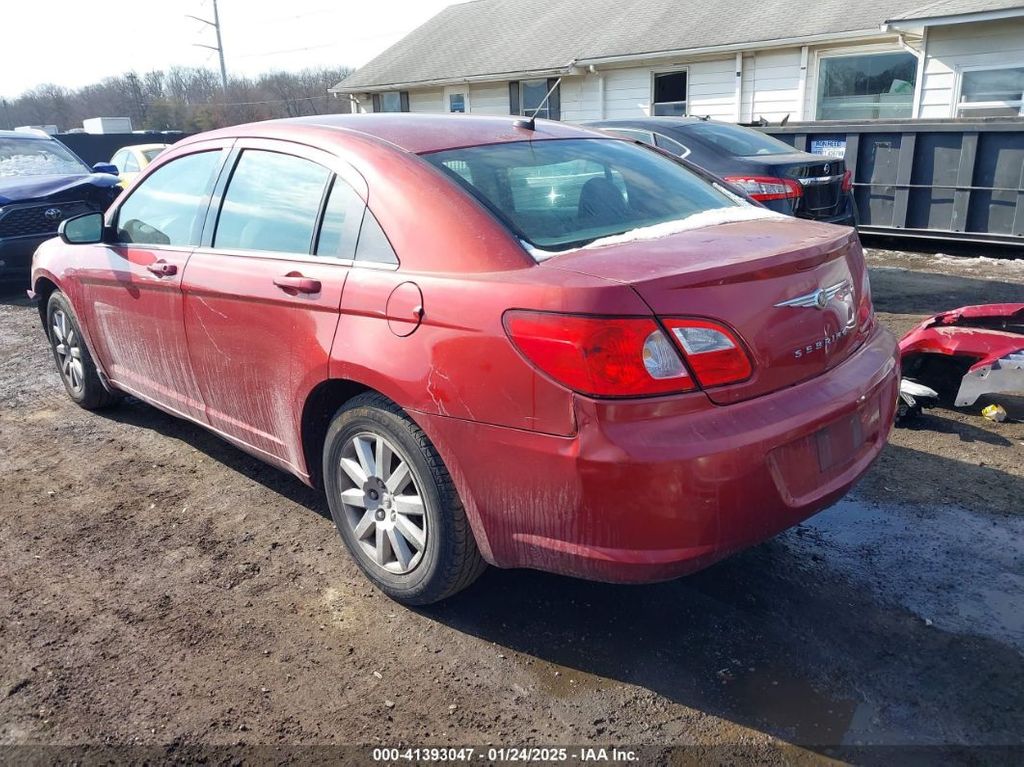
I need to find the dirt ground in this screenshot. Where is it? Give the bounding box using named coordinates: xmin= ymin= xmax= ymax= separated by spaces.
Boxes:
xmin=0 ymin=243 xmax=1022 ymax=762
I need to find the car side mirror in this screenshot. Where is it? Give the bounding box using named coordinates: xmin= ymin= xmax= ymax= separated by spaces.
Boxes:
xmin=59 ymin=212 xmax=106 ymax=245
xmin=92 ymin=162 xmax=119 ymax=175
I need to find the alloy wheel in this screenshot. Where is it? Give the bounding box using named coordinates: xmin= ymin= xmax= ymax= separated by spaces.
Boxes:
xmin=52 ymin=310 xmax=85 ymax=395
xmin=336 ymin=432 xmax=427 ymax=574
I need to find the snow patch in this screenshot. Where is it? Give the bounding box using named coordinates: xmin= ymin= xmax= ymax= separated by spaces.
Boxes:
xmin=529 ymin=206 xmax=790 ymax=261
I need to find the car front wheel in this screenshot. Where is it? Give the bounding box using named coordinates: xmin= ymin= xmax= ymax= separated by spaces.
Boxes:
xmin=46 ymin=291 xmax=121 ymax=410
xmin=323 ymin=393 xmax=486 ymax=605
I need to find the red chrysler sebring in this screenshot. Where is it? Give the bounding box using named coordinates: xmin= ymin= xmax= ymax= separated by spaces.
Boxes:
xmin=30 ymin=115 xmax=898 ymax=604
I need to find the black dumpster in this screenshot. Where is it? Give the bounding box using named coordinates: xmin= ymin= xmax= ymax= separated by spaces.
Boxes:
xmin=761 ymin=119 xmax=1024 ymax=248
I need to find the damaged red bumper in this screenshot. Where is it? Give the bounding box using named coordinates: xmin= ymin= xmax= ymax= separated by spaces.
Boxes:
xmin=899 ymin=303 xmax=1024 ymax=406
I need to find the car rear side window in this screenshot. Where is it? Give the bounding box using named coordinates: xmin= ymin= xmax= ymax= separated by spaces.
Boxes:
xmin=116 ymin=150 xmax=223 ymax=247
xmin=215 ymin=150 xmax=331 ymax=255
xmin=687 ymin=123 xmax=796 ymax=156
xmin=424 ymin=138 xmax=737 ymax=252
xmin=314 ymin=177 xmax=365 ymax=259
xmin=354 ymin=209 xmax=399 ymax=266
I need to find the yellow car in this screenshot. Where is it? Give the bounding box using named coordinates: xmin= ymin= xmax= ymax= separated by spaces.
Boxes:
xmin=109 ymin=143 xmax=169 ymax=187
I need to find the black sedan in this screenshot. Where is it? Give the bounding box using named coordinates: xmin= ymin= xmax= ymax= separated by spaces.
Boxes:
xmin=583 ymin=117 xmax=855 ymax=225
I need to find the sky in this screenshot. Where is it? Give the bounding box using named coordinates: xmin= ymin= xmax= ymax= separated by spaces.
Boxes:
xmin=0 ymin=0 xmax=458 ymax=99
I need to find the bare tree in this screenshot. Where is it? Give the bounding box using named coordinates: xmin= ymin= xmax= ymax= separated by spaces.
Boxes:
xmin=0 ymin=65 xmax=353 ymax=132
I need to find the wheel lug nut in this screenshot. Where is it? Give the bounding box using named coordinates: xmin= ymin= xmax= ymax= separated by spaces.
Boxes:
xmin=375 ymin=509 xmax=385 ymax=521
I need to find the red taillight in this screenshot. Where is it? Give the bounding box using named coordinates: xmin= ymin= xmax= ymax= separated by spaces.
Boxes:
xmin=723 ymin=175 xmax=802 ymax=202
xmin=503 ymin=311 xmax=694 ymax=397
xmin=841 ymin=169 xmax=853 ymax=192
xmin=504 ymin=311 xmax=755 ymax=397
xmin=662 ymin=319 xmax=753 ymax=387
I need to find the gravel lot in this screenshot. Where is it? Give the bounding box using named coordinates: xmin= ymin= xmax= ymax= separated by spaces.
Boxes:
xmin=0 ymin=244 xmax=1021 ymax=761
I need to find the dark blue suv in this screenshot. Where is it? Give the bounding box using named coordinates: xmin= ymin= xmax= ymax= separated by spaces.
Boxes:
xmin=0 ymin=130 xmax=121 ymax=284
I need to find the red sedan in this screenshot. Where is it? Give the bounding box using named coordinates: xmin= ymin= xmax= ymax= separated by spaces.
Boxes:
xmin=30 ymin=115 xmax=898 ymax=604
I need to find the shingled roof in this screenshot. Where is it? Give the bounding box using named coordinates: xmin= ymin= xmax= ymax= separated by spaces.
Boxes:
xmin=333 ymin=0 xmax=1023 ymax=92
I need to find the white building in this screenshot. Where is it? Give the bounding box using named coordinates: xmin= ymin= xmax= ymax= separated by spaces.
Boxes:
xmin=331 ymin=0 xmax=1024 ymax=123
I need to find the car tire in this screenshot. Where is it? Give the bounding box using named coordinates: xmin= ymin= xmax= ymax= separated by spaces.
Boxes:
xmin=323 ymin=392 xmax=486 ymax=605
xmin=46 ymin=291 xmax=121 ymax=410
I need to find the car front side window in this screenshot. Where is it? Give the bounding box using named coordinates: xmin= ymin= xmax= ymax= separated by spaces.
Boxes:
xmin=115 ymin=150 xmax=224 ymax=247
xmin=214 ymin=150 xmax=331 ymax=255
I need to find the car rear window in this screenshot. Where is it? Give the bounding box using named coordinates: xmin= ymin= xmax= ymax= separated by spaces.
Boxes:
xmin=0 ymin=137 xmax=89 ymax=177
xmin=686 ymin=123 xmax=797 ymax=157
xmin=424 ymin=138 xmax=737 ymax=252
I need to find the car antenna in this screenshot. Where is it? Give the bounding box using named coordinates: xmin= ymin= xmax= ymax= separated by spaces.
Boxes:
xmin=514 ymin=77 xmax=562 ymax=131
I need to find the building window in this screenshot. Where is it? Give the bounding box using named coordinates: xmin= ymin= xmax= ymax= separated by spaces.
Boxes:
xmin=449 ymin=93 xmax=466 ymax=113
xmin=652 ymin=71 xmax=687 ymax=116
xmin=372 ymin=91 xmax=409 ymax=112
xmin=956 ymin=66 xmax=1024 ymax=117
xmin=509 ymin=79 xmax=561 ymax=120
xmin=816 ymin=51 xmax=918 ymax=120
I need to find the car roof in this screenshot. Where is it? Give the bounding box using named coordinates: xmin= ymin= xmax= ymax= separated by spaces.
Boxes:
xmin=0 ymin=129 xmax=54 ymax=141
xmin=584 ymin=117 xmax=713 ymax=127
xmin=182 ymin=114 xmax=610 ymax=155
xmin=122 ymin=143 xmax=170 ymax=152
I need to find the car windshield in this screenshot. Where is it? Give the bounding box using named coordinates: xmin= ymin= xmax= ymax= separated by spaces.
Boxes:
xmin=686 ymin=122 xmax=797 ymax=156
xmin=424 ymin=138 xmax=738 ymax=252
xmin=0 ymin=137 xmax=90 ymax=177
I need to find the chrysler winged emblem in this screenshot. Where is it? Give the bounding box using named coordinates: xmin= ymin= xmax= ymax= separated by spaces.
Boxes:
xmin=774 ymin=280 xmax=850 ymax=310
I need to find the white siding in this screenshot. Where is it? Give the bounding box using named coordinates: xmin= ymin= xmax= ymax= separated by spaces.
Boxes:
xmin=381 ymin=19 xmax=1024 ymax=125
xmin=468 ymin=82 xmax=509 ymax=115
xmin=749 ymin=48 xmax=802 ymax=122
xmin=602 ymin=67 xmax=652 ymax=118
xmin=686 ymin=58 xmax=737 ymax=120
xmin=409 ymin=88 xmax=444 ymax=113
xmin=560 ymin=74 xmax=604 ymax=122
xmin=919 ymin=18 xmax=1024 ymax=118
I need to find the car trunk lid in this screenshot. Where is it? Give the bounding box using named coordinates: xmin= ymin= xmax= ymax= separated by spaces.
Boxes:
xmin=743 ymin=153 xmax=847 ymax=220
xmin=541 ymin=217 xmax=870 ymax=404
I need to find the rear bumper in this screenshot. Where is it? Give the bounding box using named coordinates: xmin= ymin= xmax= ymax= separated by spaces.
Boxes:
xmin=417 ymin=323 xmax=899 ymax=582
xmin=799 ymin=194 xmax=855 ymax=226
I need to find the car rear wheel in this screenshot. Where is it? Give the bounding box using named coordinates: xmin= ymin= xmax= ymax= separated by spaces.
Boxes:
xmin=323 ymin=393 xmax=486 ymax=605
xmin=46 ymin=291 xmax=121 ymax=410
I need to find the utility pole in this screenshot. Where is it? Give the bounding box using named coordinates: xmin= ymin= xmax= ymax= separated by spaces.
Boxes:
xmin=187 ymin=0 xmax=228 ymax=90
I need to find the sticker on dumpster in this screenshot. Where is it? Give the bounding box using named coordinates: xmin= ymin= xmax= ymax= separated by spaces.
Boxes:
xmin=810 ymin=139 xmax=846 ymax=158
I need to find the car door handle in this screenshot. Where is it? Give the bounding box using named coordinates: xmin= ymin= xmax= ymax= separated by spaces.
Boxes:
xmin=273 ymin=274 xmax=321 ymax=294
xmin=146 ymin=261 xmax=177 ymax=277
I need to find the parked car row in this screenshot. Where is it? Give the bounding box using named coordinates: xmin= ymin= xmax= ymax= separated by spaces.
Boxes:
xmin=4 ymin=119 xmax=851 ymax=285
xmin=29 ymin=114 xmax=895 ymax=605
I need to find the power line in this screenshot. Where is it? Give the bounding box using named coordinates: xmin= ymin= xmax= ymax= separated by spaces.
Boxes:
xmin=234 ymin=41 xmax=339 ymax=59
